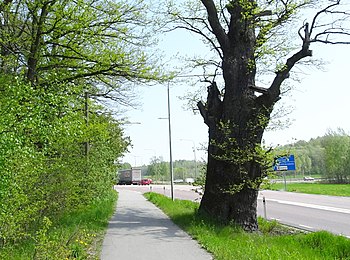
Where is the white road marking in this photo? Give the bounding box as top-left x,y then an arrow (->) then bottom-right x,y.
258,198 -> 350,214
299,224 -> 313,229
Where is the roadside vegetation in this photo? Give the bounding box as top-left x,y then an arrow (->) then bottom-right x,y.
145,192 -> 350,260
0,0 -> 161,256
274,130 -> 350,184
0,190 -> 117,259
266,183 -> 350,197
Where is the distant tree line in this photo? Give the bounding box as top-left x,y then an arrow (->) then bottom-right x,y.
137,157 -> 205,183
125,128 -> 350,185
276,129 -> 350,183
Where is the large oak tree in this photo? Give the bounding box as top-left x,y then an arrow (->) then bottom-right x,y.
167,0 -> 350,231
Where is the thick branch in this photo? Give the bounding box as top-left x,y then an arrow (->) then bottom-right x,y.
200,0 -> 229,50
27,2 -> 52,83
197,100 -> 209,126
249,85 -> 268,94
261,48 -> 312,106
198,81 -> 223,127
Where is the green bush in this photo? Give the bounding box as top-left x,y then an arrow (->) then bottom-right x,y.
0,190 -> 117,259
0,76 -> 127,246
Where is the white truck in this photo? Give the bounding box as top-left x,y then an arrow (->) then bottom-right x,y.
118,168 -> 142,185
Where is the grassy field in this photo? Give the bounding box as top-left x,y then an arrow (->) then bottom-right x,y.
267,182 -> 350,196
145,192 -> 350,260
0,191 -> 117,259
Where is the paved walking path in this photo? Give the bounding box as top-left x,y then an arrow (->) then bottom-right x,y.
101,188 -> 212,260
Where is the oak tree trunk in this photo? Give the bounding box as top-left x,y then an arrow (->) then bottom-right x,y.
196,0 -> 313,232
197,1 -> 267,231
198,81 -> 271,231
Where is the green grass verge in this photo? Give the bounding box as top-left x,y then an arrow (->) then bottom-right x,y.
145,192 -> 350,260
0,190 -> 117,259
268,183 -> 350,196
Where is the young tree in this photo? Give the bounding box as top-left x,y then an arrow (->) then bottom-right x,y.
166,0 -> 350,231
323,129 -> 350,183
0,0 -> 161,103
148,157 -> 169,182
0,0 -> 162,243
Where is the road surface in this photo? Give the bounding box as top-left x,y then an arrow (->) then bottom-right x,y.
116,185 -> 350,238
257,190 -> 350,238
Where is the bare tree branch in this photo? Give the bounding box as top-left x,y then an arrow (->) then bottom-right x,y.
200,0 -> 229,50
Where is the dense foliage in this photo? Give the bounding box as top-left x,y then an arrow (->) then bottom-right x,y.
276,129 -> 350,183
0,0 -> 161,252
0,188 -> 118,259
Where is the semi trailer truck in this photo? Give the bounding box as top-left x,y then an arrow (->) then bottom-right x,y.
117,168 -> 142,185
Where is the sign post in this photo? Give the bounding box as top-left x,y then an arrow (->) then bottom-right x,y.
273,155 -> 296,191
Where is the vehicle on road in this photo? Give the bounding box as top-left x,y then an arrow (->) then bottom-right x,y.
141,178 -> 152,185
118,168 -> 142,185
185,178 -> 195,185
304,176 -> 315,181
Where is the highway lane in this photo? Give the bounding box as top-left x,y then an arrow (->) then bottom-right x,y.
115,185 -> 350,237
257,190 -> 350,237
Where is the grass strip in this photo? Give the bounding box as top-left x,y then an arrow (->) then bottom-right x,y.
0,190 -> 117,259
145,192 -> 350,260
268,183 -> 350,197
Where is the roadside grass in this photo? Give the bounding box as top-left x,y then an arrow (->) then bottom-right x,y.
268,182 -> 350,196
0,190 -> 117,260
145,192 -> 350,260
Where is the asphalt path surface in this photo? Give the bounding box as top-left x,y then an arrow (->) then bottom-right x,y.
101,188 -> 212,260
117,185 -> 350,238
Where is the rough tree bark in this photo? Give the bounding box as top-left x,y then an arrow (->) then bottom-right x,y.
196,0 -> 314,231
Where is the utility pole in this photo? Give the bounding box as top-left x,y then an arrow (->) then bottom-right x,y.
85,91 -> 89,157
167,84 -> 174,201
158,84 -> 174,200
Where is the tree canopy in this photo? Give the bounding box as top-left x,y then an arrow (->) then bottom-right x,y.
162,0 -> 350,231
0,0 -> 162,250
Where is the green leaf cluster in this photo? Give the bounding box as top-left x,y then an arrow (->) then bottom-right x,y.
275,129 -> 350,182
0,0 -> 161,251
0,76 -> 130,246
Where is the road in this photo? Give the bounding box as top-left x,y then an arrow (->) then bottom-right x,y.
115,185 -> 350,238
257,190 -> 350,238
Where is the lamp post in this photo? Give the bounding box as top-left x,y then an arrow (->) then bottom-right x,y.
158,83 -> 174,200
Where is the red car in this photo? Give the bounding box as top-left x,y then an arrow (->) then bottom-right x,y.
141,178 -> 152,185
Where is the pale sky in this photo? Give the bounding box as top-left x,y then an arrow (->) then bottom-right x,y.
121,7 -> 350,167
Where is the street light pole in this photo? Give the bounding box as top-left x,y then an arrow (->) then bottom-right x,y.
158,84 -> 174,200
167,84 -> 174,201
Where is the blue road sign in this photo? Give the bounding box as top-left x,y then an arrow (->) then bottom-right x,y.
273,155 -> 296,171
